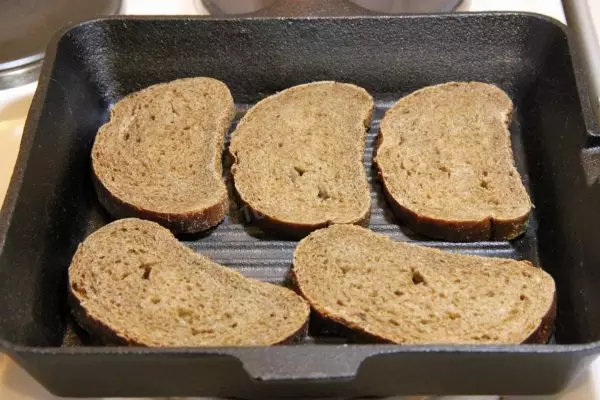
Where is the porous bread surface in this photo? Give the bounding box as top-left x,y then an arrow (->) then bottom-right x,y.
293,224 -> 556,345
229,81 -> 373,229
375,82 -> 531,240
92,77 -> 233,219
69,218 -> 310,347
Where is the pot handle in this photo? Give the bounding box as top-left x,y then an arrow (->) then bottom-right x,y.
563,0 -> 600,131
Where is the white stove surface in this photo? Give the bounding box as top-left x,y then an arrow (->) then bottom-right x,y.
1,1 -> 599,399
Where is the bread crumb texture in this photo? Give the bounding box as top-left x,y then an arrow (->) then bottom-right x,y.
376,82 -> 531,238
230,81 -> 373,227
294,224 -> 555,345
69,219 -> 310,346
92,77 -> 233,215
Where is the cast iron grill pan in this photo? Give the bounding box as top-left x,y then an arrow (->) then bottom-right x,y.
1,14 -> 600,398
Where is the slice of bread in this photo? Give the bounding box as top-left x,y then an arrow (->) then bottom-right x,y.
229,81 -> 374,237
293,224 -> 556,345
375,82 -> 531,241
69,218 -> 310,346
91,77 -> 234,234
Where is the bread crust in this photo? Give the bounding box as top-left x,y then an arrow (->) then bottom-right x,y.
523,293 -> 557,344
68,219 -> 310,347
69,288 -> 308,346
374,82 -> 530,241
376,176 -> 529,241
93,174 -> 228,234
292,226 -> 557,345
293,269 -> 555,345
230,81 -> 374,238
234,190 -> 370,239
91,77 -> 234,234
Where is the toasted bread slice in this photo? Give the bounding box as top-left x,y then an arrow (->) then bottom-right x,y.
69,218 -> 310,346
229,81 -> 374,237
293,224 -> 556,344
92,77 -> 234,234
375,82 -> 531,241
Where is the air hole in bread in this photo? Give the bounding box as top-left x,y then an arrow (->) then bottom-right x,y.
71,282 -> 86,296
393,290 -> 404,297
317,187 -> 330,201
293,166 -> 306,176
411,270 -> 426,285
177,308 -> 194,323
337,299 -> 345,306
151,297 -> 160,304
520,294 -> 527,301
140,262 -> 155,280
447,312 -> 460,320
389,319 -> 400,326
191,327 -> 214,336
480,180 -> 489,189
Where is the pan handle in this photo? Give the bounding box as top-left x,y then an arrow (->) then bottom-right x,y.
562,0 -> 600,131
234,346 -> 372,381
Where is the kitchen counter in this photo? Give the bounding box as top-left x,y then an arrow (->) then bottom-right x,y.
1,0 -> 599,399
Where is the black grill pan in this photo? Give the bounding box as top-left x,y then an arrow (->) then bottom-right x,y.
2,13 -> 600,398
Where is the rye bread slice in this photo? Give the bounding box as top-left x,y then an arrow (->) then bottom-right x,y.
293,224 -> 556,345
91,77 -> 234,234
69,218 -> 310,346
375,82 -> 531,241
229,81 -> 374,237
